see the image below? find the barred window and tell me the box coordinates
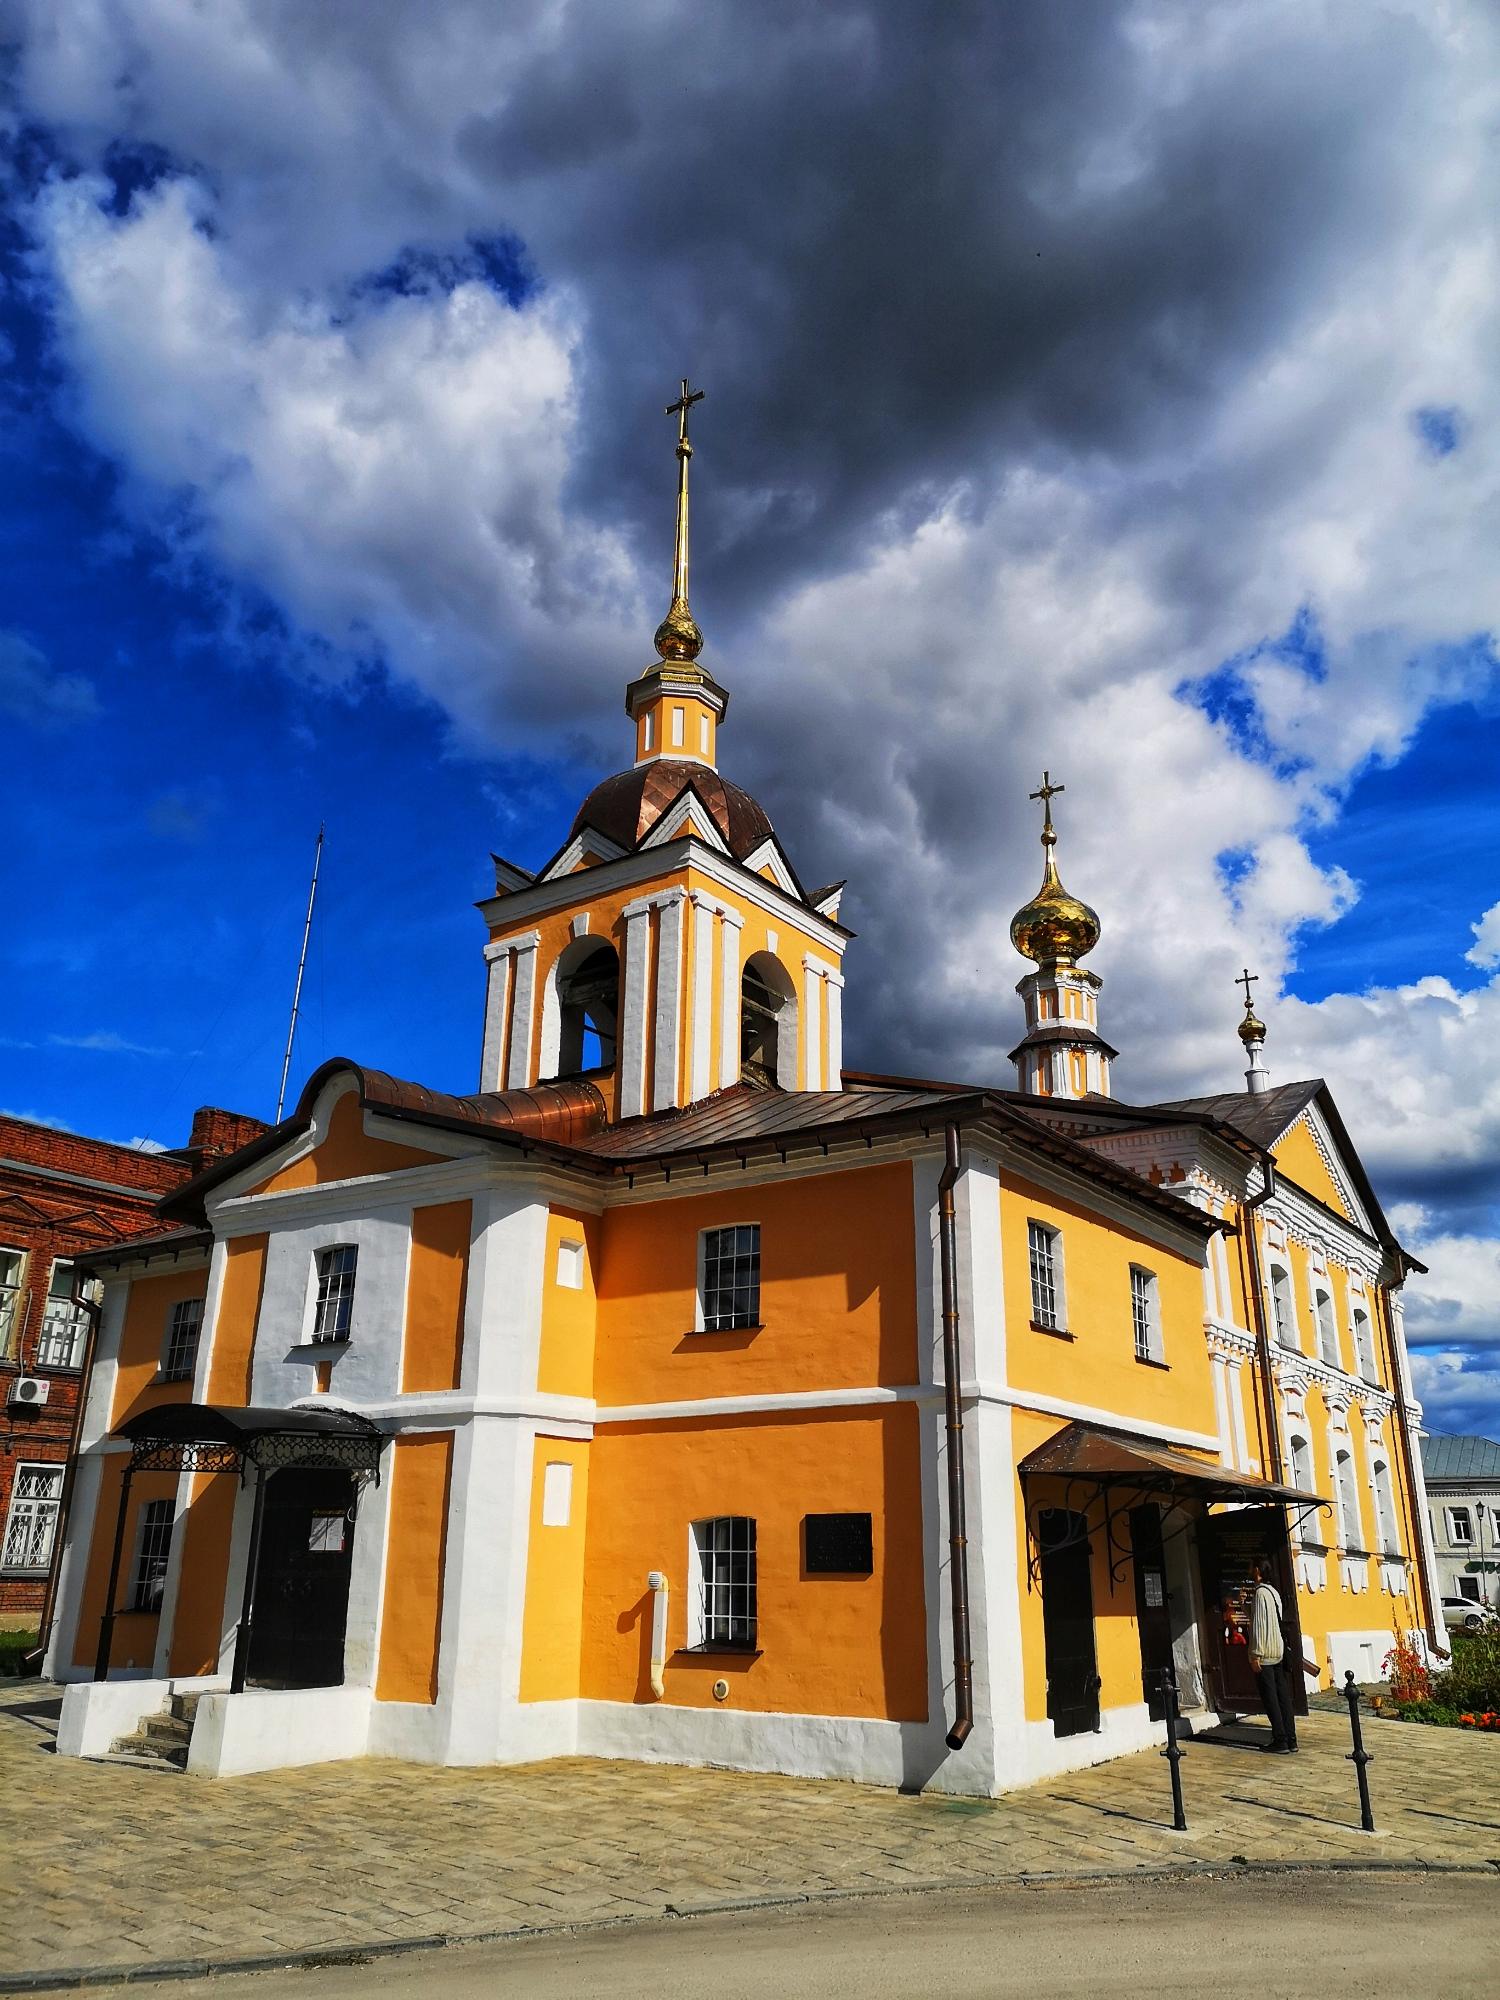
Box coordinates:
[1,1464,63,1573]
[693,1516,757,1649]
[312,1245,358,1342]
[36,1261,89,1371]
[161,1298,203,1382]
[130,1498,175,1612]
[1028,1222,1063,1330]
[1130,1265,1162,1363]
[699,1225,761,1332]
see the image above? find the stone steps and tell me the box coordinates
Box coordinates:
[107,1691,202,1772]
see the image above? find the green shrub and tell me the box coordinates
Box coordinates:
[0,1629,40,1675]
[1432,1629,1500,1714]
[1392,1699,1463,1727]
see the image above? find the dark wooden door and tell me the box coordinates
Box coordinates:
[1198,1506,1307,1717]
[247,1468,356,1690]
[1039,1508,1100,1737]
[1131,1506,1175,1720]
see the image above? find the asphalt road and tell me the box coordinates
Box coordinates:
[131,1872,1498,1999]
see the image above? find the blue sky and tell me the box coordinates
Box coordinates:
[3,2,1498,1439]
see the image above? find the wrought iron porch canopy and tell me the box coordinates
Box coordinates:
[115,1401,385,1478]
[1020,1422,1323,1510]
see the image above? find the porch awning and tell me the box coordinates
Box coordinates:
[1020,1422,1324,1510]
[115,1401,385,1476]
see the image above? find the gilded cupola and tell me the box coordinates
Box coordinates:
[1009,772,1101,968]
[1008,773,1115,1101]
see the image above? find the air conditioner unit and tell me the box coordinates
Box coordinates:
[8,1377,50,1409]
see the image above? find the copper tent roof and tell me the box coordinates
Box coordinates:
[569,761,775,861]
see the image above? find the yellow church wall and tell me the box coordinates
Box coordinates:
[376,1431,454,1706]
[684,865,839,1094]
[109,1267,210,1428]
[252,1089,443,1193]
[999,1174,1215,1437]
[71,1461,178,1671]
[205,1233,269,1405]
[579,1405,927,1720]
[167,1471,238,1676]
[519,1435,591,1702]
[401,1200,471,1394]
[537,1207,601,1399]
[1273,1118,1354,1223]
[593,1161,917,1407]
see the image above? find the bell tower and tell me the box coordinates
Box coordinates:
[1008,772,1115,1099]
[477,381,850,1120]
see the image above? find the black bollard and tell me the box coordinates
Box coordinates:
[1160,1662,1188,1831]
[1342,1669,1376,1833]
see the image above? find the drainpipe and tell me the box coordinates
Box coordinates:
[1240,1156,1285,1485]
[1374,1279,1445,1657]
[937,1123,973,1751]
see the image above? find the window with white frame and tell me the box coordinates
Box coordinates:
[160,1297,204,1382]
[671,704,685,747]
[1,1464,64,1572]
[699,1225,761,1332]
[1129,1265,1163,1363]
[1447,1506,1474,1546]
[130,1498,175,1612]
[1028,1222,1064,1331]
[1371,1457,1398,1554]
[1334,1448,1364,1552]
[1314,1286,1340,1368]
[1352,1306,1376,1382]
[0,1249,23,1362]
[1288,1433,1317,1537]
[1269,1265,1297,1350]
[643,709,656,751]
[312,1245,358,1342]
[691,1515,757,1648]
[35,1261,89,1370]
[555,1239,585,1290]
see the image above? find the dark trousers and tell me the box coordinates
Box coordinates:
[1256,1660,1297,1746]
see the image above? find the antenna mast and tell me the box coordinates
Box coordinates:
[276,824,324,1122]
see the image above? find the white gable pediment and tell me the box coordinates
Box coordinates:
[739,835,799,895]
[639,789,731,854]
[541,825,629,882]
[1289,1103,1374,1236]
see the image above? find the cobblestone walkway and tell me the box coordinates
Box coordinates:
[3,1681,1498,1988]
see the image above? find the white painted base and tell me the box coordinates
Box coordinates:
[57,1677,173,1759]
[188,1686,372,1777]
[1327,1629,1395,1687]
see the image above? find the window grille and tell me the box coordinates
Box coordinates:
[0,1250,22,1363]
[1,1464,63,1572]
[35,1261,89,1370]
[1130,1265,1161,1363]
[700,1225,761,1332]
[312,1245,358,1342]
[1028,1222,1061,1330]
[130,1498,175,1612]
[161,1297,204,1382]
[694,1516,757,1648]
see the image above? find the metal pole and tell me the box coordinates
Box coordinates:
[1342,1670,1376,1833]
[275,824,324,1122]
[1160,1661,1188,1831]
[92,1461,135,1682]
[229,1464,269,1694]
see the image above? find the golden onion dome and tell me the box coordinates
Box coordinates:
[1237,1003,1266,1045]
[1010,852,1101,966]
[653,595,703,663]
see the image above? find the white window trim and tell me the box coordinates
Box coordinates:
[671,705,685,747]
[695,1222,762,1333]
[0,1247,27,1364]
[1027,1220,1066,1332]
[1446,1506,1474,1546]
[1269,1263,1298,1351]
[160,1296,204,1382]
[687,1515,758,1650]
[129,1497,176,1614]
[555,1238,585,1290]
[1,1461,64,1574]
[305,1243,359,1346]
[1130,1264,1164,1364]
[541,1461,573,1527]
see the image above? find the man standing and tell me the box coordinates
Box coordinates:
[1248,1561,1298,1753]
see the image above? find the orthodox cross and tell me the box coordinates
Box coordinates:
[664,379,705,610]
[666,378,705,451]
[1030,770,1064,844]
[1236,967,1259,1009]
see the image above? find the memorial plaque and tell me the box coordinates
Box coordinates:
[804,1512,874,1575]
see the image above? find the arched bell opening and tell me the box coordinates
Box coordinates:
[739,951,797,1089]
[541,938,621,1081]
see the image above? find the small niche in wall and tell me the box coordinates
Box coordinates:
[803,1512,873,1576]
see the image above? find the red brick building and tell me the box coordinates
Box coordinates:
[0,1107,265,1631]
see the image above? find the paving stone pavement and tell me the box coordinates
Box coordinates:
[3,1679,1498,1987]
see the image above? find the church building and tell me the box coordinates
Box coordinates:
[47,387,1444,1790]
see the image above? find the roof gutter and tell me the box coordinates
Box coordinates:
[937,1122,974,1751]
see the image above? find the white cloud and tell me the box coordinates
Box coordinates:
[0,629,99,728]
[1467,901,1500,969]
[1410,1351,1500,1440]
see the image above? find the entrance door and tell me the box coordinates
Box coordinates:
[246,1468,356,1690]
[1130,1507,1175,1720]
[1039,1508,1100,1737]
[1198,1507,1306,1718]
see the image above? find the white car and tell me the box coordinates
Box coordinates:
[1441,1594,1495,1631]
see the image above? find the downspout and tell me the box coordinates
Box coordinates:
[937,1123,973,1750]
[1240,1155,1285,1484]
[1375,1277,1445,1656]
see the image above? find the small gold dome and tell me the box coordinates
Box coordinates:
[1237,1005,1266,1045]
[1010,854,1101,966]
[654,594,703,663]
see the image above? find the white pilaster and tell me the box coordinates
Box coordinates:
[825,968,845,1088]
[689,893,716,1103]
[1211,1355,1231,1465]
[505,935,539,1089]
[652,890,687,1112]
[480,940,514,1093]
[1228,1357,1251,1469]
[718,908,744,1091]
[620,900,653,1119]
[802,957,824,1092]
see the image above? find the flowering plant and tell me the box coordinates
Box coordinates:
[1382,1629,1431,1706]
[1459,1710,1500,1731]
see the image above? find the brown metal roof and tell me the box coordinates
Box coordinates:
[349,1068,608,1149]
[569,762,775,861]
[578,1080,971,1161]
[1021,1421,1324,1508]
[1145,1081,1324,1153]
